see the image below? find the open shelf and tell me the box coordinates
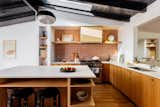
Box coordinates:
[39,46,47,49]
[53,41,80,44]
[71,97,95,107]
[53,41,118,45]
[71,79,95,87]
[40,36,48,40]
[70,86,95,107]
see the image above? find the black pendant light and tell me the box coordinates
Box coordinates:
[37,10,56,25]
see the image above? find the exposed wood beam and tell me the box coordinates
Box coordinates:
[69,0,148,11]
[92,4,142,16]
[0,1,25,9]
[91,10,131,21]
[0,11,35,22]
[125,0,155,4]
[0,6,34,17]
[0,15,35,27]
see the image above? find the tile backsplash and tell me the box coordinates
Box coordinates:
[54,44,117,61]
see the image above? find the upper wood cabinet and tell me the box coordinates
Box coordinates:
[80,27,103,43]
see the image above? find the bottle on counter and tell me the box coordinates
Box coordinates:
[72,52,80,63]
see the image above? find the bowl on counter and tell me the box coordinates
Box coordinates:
[60,67,76,73]
[76,91,89,102]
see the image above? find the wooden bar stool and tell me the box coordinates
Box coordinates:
[7,88,34,107]
[36,88,60,107]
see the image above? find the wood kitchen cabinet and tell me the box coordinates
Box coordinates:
[102,64,110,82]
[108,64,160,107]
[109,64,114,84]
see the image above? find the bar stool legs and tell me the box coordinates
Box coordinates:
[23,98,28,107]
[37,88,60,107]
[7,89,13,107]
[35,92,41,107]
[7,88,34,107]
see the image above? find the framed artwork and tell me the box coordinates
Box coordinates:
[3,40,16,59]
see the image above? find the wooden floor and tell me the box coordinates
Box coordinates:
[94,84,136,107]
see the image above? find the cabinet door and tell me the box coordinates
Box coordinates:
[141,75,155,107]
[154,78,160,107]
[123,69,131,97]
[112,65,117,86]
[130,71,137,103]
[134,72,143,107]
[102,64,110,82]
[113,65,119,87]
[109,65,114,84]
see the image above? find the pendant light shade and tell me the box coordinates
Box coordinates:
[37,10,56,25]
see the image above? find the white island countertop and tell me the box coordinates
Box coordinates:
[0,65,96,78]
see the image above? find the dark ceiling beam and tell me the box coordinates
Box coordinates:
[0,1,35,26]
[0,11,35,22]
[0,14,35,27]
[91,4,142,16]
[0,1,25,10]
[0,0,22,6]
[69,0,148,11]
[92,10,131,21]
[125,0,155,4]
[0,6,35,17]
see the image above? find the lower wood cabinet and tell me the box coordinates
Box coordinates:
[102,64,110,82]
[109,64,160,107]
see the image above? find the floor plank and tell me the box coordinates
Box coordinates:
[94,84,136,107]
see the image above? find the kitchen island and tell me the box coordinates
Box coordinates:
[0,65,96,107]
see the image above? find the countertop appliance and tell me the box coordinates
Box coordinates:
[80,60,103,83]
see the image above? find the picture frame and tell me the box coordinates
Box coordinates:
[3,40,16,59]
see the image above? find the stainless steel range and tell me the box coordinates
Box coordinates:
[80,60,103,83]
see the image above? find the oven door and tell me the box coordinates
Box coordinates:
[91,67,103,83]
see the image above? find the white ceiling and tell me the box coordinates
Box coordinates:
[138,16,160,33]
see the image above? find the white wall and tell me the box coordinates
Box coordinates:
[118,0,160,62]
[138,31,160,40]
[0,22,39,69]
[118,23,137,62]
[137,39,145,58]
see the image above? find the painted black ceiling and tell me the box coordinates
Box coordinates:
[0,0,157,26]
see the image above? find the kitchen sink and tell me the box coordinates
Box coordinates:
[128,66,156,72]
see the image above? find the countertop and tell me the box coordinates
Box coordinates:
[0,65,96,78]
[102,61,160,79]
